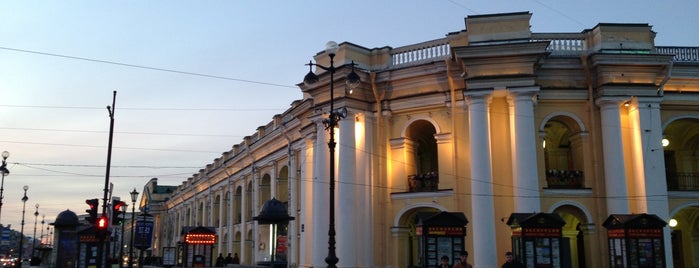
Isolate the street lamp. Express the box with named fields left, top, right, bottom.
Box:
left=303, top=41, right=361, bottom=268
left=32, top=204, right=39, bottom=258
left=119, top=203, right=128, bottom=268
left=0, top=151, right=10, bottom=225
left=128, top=188, right=139, bottom=268
left=18, top=185, right=28, bottom=266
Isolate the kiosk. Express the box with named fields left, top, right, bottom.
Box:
left=603, top=213, right=667, bottom=268
left=506, top=212, right=567, bottom=268
left=414, top=211, right=468, bottom=267
left=180, top=226, right=217, bottom=267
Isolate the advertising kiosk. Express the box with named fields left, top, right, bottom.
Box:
left=415, top=211, right=468, bottom=267
left=506, top=212, right=567, bottom=268
left=180, top=226, right=217, bottom=267
left=603, top=213, right=667, bottom=268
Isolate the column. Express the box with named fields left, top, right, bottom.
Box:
left=356, top=113, right=373, bottom=267
left=596, top=97, right=630, bottom=214
left=631, top=97, right=673, bottom=266
left=337, top=114, right=357, bottom=267
left=466, top=93, right=498, bottom=268
left=508, top=87, right=541, bottom=212
left=311, top=120, right=330, bottom=267
left=299, top=133, right=315, bottom=268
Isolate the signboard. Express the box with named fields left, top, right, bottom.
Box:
left=134, top=214, right=154, bottom=250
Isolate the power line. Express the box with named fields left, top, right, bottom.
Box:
left=0, top=46, right=296, bottom=89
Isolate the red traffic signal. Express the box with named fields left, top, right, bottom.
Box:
left=112, top=201, right=126, bottom=225
left=85, top=199, right=99, bottom=224
left=97, top=215, right=108, bottom=229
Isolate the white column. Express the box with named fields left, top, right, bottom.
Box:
left=596, top=97, right=630, bottom=214
left=312, top=121, right=330, bottom=267
left=508, top=88, right=541, bottom=212
left=337, top=114, right=357, bottom=267
left=632, top=97, right=673, bottom=266
left=287, top=147, right=299, bottom=267
left=466, top=93, right=499, bottom=268
left=357, top=113, right=374, bottom=267
left=299, top=134, right=315, bottom=268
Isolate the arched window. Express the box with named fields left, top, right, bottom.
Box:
left=406, top=120, right=439, bottom=192
left=663, top=117, right=699, bottom=190
left=543, top=116, right=585, bottom=188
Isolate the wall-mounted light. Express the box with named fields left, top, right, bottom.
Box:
left=669, top=218, right=677, bottom=227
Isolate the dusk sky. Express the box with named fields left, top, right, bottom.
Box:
left=1, top=0, right=697, bottom=233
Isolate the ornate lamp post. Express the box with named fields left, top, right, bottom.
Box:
left=119, top=203, right=128, bottom=268
left=32, top=204, right=39, bottom=258
left=0, top=151, right=9, bottom=225
left=303, top=41, right=360, bottom=268
left=18, top=185, right=28, bottom=266
left=128, top=188, right=139, bottom=268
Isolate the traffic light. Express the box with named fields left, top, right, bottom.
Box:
left=112, top=201, right=126, bottom=225
left=85, top=198, right=99, bottom=224
left=97, top=215, right=109, bottom=230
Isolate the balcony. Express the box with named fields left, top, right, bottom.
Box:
left=545, top=169, right=584, bottom=189
left=666, top=172, right=699, bottom=191
left=408, top=172, right=439, bottom=192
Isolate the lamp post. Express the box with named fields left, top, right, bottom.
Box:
left=0, top=151, right=9, bottom=226
left=39, top=215, right=45, bottom=246
left=119, top=203, right=128, bottom=268
left=128, top=188, right=139, bottom=268
left=303, top=41, right=360, bottom=268
left=31, top=204, right=39, bottom=258
left=18, top=185, right=28, bottom=267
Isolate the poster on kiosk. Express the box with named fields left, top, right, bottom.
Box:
left=506, top=212, right=568, bottom=268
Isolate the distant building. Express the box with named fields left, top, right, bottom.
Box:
left=146, top=12, right=699, bottom=268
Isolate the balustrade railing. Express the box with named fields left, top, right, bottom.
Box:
left=545, top=169, right=584, bottom=189
left=666, top=172, right=699, bottom=191
left=532, top=33, right=586, bottom=55
left=656, top=46, right=699, bottom=62
left=390, top=38, right=450, bottom=68
left=387, top=35, right=698, bottom=69
left=407, top=172, right=439, bottom=192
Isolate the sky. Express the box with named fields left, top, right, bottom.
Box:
left=0, top=0, right=697, bottom=235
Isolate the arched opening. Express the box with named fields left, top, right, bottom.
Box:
left=405, top=120, right=439, bottom=192
left=552, top=205, right=590, bottom=268
left=246, top=180, right=253, bottom=222
left=669, top=204, right=699, bottom=268
left=260, top=174, right=272, bottom=209
left=396, top=206, right=442, bottom=268
left=663, top=117, right=699, bottom=190
left=277, top=166, right=289, bottom=203
left=214, top=194, right=221, bottom=227
left=543, top=116, right=586, bottom=188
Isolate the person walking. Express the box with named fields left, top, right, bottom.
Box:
left=453, top=251, right=473, bottom=268
left=501, top=251, right=523, bottom=268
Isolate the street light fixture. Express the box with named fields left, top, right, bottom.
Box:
left=32, top=203, right=39, bottom=258
left=128, top=188, right=139, bottom=268
left=19, top=185, right=28, bottom=267
left=0, top=151, right=10, bottom=226
left=303, top=41, right=361, bottom=268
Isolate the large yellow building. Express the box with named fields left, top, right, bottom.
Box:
left=142, top=12, right=699, bottom=268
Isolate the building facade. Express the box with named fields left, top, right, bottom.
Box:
left=144, top=12, right=699, bottom=268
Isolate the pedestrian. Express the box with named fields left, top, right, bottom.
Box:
left=453, top=251, right=473, bottom=268
left=440, top=255, right=451, bottom=268
left=216, top=253, right=224, bottom=267
left=501, top=251, right=523, bottom=268
left=232, top=253, right=240, bottom=264
left=225, top=253, right=233, bottom=265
